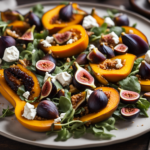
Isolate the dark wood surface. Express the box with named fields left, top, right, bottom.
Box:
left=0, top=0, right=150, bottom=150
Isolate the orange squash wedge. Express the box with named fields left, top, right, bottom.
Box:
left=90, top=53, right=136, bottom=83
left=39, top=25, right=89, bottom=58
left=42, top=3, right=86, bottom=34
left=80, top=87, right=120, bottom=124
left=92, top=13, right=104, bottom=26
left=139, top=80, right=150, bottom=92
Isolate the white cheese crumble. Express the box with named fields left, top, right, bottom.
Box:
left=86, top=89, right=93, bottom=102
left=0, top=58, right=2, bottom=64
left=2, top=46, right=19, bottom=62
left=41, top=40, right=51, bottom=47
left=129, top=30, right=134, bottom=34
left=82, top=15, right=99, bottom=29
left=22, top=103, right=37, bottom=120
left=145, top=50, right=150, bottom=64
left=115, top=59, right=123, bottom=69
left=44, top=72, right=56, bottom=83
left=89, top=44, right=95, bottom=51
left=23, top=91, right=30, bottom=99
left=104, top=17, right=115, bottom=27
left=109, top=32, right=119, bottom=44
left=60, top=113, right=66, bottom=119
left=32, top=49, right=36, bottom=53
left=54, top=117, right=61, bottom=123
left=56, top=72, right=72, bottom=87
left=67, top=39, right=74, bottom=44
left=46, top=36, right=54, bottom=44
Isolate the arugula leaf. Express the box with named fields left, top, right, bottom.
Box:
left=0, top=21, right=8, bottom=36
left=52, top=66, right=63, bottom=76
left=31, top=4, right=44, bottom=18
left=0, top=106, right=14, bottom=118
left=34, top=73, right=44, bottom=87
left=118, top=76, right=141, bottom=93
left=132, top=58, right=143, bottom=72
left=34, top=29, right=49, bottom=39
left=132, top=23, right=137, bottom=28
left=1, top=61, right=16, bottom=69
left=109, top=26, right=124, bottom=36
left=53, top=80, right=63, bottom=90
left=104, top=9, right=118, bottom=19
left=17, top=85, right=26, bottom=96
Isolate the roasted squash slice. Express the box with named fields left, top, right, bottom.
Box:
left=139, top=80, right=150, bottom=92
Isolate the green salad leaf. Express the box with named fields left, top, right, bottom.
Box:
left=0, top=21, right=8, bottom=36
left=109, top=26, right=125, bottom=37
left=34, top=29, right=49, bottom=39
left=0, top=106, right=14, bottom=118
left=132, top=23, right=137, bottom=28
left=31, top=4, right=44, bottom=18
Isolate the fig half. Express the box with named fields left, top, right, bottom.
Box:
left=121, top=107, right=140, bottom=120
left=119, top=88, right=140, bottom=104
left=114, top=44, right=128, bottom=55
left=73, top=62, right=96, bottom=91
left=36, top=60, right=56, bottom=75
left=76, top=52, right=88, bottom=65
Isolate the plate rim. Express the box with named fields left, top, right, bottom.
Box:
left=0, top=1, right=150, bottom=149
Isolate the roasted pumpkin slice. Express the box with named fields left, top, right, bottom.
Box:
left=39, top=25, right=89, bottom=58
left=90, top=53, right=136, bottom=83
left=42, top=3, right=86, bottom=34
left=138, top=80, right=150, bottom=92
left=80, top=87, right=120, bottom=124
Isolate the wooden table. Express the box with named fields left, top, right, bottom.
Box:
left=0, top=0, right=150, bottom=150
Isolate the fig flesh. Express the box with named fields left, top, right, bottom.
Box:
left=40, top=77, right=57, bottom=100
left=76, top=53, right=88, bottom=65
left=36, top=60, right=56, bottom=75
left=25, top=11, right=43, bottom=32
left=87, top=48, right=106, bottom=64
left=139, top=61, right=150, bottom=79
left=37, top=100, right=59, bottom=119
left=73, top=62, right=96, bottom=91
left=98, top=43, right=115, bottom=58
left=121, top=107, right=140, bottom=120
left=88, top=89, right=108, bottom=113
left=114, top=13, right=129, bottom=26
left=114, top=44, right=128, bottom=55
left=53, top=31, right=72, bottom=44
left=42, top=53, right=57, bottom=65
left=0, top=36, right=16, bottom=58
left=119, top=88, right=140, bottom=104
left=121, top=32, right=149, bottom=57
left=59, top=3, right=73, bottom=21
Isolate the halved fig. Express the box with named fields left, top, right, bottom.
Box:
left=18, top=25, right=35, bottom=43
left=59, top=3, right=73, bottom=21
left=41, top=53, right=57, bottom=65
left=76, top=52, right=88, bottom=65
left=98, top=43, right=115, bottom=58
left=53, top=31, right=72, bottom=44
left=36, top=60, right=56, bottom=75
left=88, top=89, right=108, bottom=113
left=139, top=61, right=150, bottom=79
left=119, top=88, right=140, bottom=104
left=114, top=44, right=128, bottom=55
left=114, top=13, right=129, bottom=26
left=143, top=92, right=150, bottom=101
left=71, top=91, right=86, bottom=109
left=121, top=32, right=149, bottom=57
left=37, top=100, right=59, bottom=119
left=121, top=107, right=140, bottom=120
left=40, top=77, right=57, bottom=100
left=73, top=62, right=96, bottom=91
left=87, top=48, right=106, bottom=64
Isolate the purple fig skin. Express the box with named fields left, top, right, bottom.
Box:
left=121, top=33, right=149, bottom=57
left=59, top=3, right=73, bottom=21
left=55, top=89, right=65, bottom=98
left=37, top=100, right=59, bottom=119
left=42, top=54, right=57, bottom=65
left=88, top=89, right=108, bottom=113
left=0, top=36, right=16, bottom=58
left=98, top=43, right=115, bottom=58
left=114, top=14, right=129, bottom=26
left=139, top=61, right=150, bottom=79
left=76, top=53, right=88, bottom=65
left=121, top=107, right=140, bottom=120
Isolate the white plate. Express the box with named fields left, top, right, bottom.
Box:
left=0, top=1, right=150, bottom=149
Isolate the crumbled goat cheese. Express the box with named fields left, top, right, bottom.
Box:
left=54, top=117, right=61, bottom=123
left=46, top=36, right=54, bottom=44
left=115, top=59, right=123, bottom=69
left=67, top=39, right=74, bottom=44
left=104, top=17, right=115, bottom=27
left=82, top=15, right=99, bottom=29
left=60, top=113, right=66, bottom=119
left=32, top=49, right=36, bottom=53
left=44, top=72, right=56, bottom=83
left=86, top=89, right=93, bottom=102
left=129, top=30, right=133, bottom=34
left=145, top=50, right=150, bottom=64
left=109, top=32, right=119, bottom=44
left=2, top=46, right=19, bottom=62
left=56, top=72, right=72, bottom=87
left=0, top=58, right=2, bottom=64
left=23, top=91, right=30, bottom=99
left=22, top=103, right=37, bottom=120
left=89, top=44, right=95, bottom=51
left=41, top=40, right=51, bottom=47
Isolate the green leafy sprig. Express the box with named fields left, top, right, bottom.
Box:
left=0, top=106, right=14, bottom=118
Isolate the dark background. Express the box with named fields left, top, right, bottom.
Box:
left=0, top=0, right=150, bottom=150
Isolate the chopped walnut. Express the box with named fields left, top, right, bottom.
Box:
left=86, top=31, right=94, bottom=37
left=6, top=28, right=19, bottom=38
left=66, top=57, right=71, bottom=62
left=34, top=115, right=47, bottom=120
left=104, top=91, right=111, bottom=99
left=18, top=59, right=30, bottom=67
left=69, top=84, right=79, bottom=93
